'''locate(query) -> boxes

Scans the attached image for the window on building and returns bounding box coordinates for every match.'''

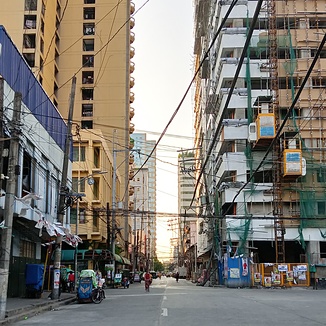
[318,202,326,215]
[82,88,93,100]
[82,104,93,117]
[311,49,326,58]
[21,240,36,259]
[81,120,93,129]
[83,23,95,35]
[70,207,77,224]
[24,15,37,29]
[40,19,44,33]
[72,146,86,162]
[320,242,326,258]
[199,221,203,234]
[40,38,44,53]
[317,168,326,183]
[25,0,37,11]
[22,152,32,196]
[83,55,94,67]
[84,7,95,20]
[94,147,100,168]
[23,53,35,67]
[83,39,94,51]
[93,210,99,230]
[84,0,95,3]
[23,34,36,49]
[82,71,94,84]
[280,107,299,120]
[92,178,99,200]
[72,177,86,193]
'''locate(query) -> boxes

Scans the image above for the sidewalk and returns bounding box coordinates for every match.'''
[0,291,76,325]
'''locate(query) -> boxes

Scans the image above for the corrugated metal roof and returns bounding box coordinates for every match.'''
[0,25,66,152]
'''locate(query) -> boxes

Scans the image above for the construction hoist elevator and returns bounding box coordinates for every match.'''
[268,0,286,263]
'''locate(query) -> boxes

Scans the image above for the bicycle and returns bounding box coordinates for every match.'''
[91,286,105,304]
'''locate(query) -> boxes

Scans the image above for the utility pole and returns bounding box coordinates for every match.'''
[106,202,110,252]
[0,92,21,320]
[132,211,137,274]
[111,130,117,279]
[52,76,76,300]
[74,136,81,282]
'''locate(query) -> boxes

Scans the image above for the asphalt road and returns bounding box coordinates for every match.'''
[15,277,326,326]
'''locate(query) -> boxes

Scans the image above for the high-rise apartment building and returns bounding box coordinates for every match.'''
[178,152,197,277]
[130,133,157,264]
[0,0,136,259]
[193,0,326,275]
[129,168,149,271]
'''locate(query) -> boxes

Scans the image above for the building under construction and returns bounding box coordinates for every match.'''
[193,0,326,276]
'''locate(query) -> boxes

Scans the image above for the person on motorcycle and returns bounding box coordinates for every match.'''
[144,271,152,291]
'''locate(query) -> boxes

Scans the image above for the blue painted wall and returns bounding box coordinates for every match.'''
[0,26,66,151]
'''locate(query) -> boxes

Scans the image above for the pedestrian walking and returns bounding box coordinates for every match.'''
[176,272,179,282]
[68,271,75,293]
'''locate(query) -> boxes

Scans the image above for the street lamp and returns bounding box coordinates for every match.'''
[74,170,107,280]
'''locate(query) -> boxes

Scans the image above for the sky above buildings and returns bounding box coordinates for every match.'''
[132,0,195,260]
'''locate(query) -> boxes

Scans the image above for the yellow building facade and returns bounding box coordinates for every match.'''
[0,0,135,257]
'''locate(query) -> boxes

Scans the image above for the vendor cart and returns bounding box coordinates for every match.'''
[114,273,122,288]
[77,269,97,303]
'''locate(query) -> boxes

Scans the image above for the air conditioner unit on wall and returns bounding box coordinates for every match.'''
[248,122,257,143]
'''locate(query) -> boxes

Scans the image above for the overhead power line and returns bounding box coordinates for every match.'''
[190,0,264,209]
[132,0,240,179]
[223,32,326,216]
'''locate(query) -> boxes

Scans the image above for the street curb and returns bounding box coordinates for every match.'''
[0,296,77,325]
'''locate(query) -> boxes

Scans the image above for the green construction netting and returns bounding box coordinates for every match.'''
[219,20,326,259]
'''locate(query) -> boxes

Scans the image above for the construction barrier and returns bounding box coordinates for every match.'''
[251,263,310,288]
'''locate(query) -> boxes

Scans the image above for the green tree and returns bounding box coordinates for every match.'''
[153,258,164,271]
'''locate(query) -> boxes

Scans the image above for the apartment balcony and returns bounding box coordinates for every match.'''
[129,122,135,134]
[130,107,135,119]
[129,170,135,180]
[219,182,273,207]
[130,2,135,15]
[130,62,135,73]
[6,198,55,224]
[221,119,248,141]
[216,60,269,90]
[130,32,135,44]
[130,77,135,88]
[130,46,135,58]
[129,137,135,149]
[218,89,271,113]
[129,154,134,165]
[215,152,247,180]
[130,92,135,103]
[130,17,135,29]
